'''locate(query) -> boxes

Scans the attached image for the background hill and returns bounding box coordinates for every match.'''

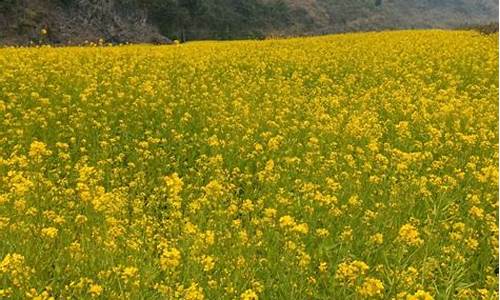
[0,0,498,44]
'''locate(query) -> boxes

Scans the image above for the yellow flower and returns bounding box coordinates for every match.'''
[121,266,139,279]
[75,214,88,225]
[29,141,52,160]
[201,255,215,272]
[241,199,254,212]
[340,226,353,242]
[369,233,384,245]
[164,173,184,196]
[160,247,181,270]
[292,223,309,234]
[89,284,103,297]
[466,237,479,251]
[406,290,434,300]
[267,136,282,150]
[357,277,384,297]
[335,260,369,286]
[279,215,295,227]
[399,224,423,246]
[0,253,31,287]
[13,199,26,212]
[402,267,419,287]
[41,227,58,239]
[316,228,330,237]
[469,206,484,219]
[297,251,311,268]
[319,261,328,273]
[264,159,274,172]
[184,283,205,300]
[203,180,224,198]
[1,253,25,273]
[0,288,13,298]
[264,208,277,220]
[241,289,258,300]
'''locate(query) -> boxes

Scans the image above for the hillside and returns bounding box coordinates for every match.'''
[289,0,498,30]
[0,0,498,44]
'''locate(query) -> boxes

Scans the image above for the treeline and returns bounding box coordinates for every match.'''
[0,0,497,44]
[458,22,499,34]
[8,0,310,41]
[145,0,300,40]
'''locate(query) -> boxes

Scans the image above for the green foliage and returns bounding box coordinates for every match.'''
[458,22,499,34]
[148,0,292,40]
[0,0,498,42]
[0,0,20,13]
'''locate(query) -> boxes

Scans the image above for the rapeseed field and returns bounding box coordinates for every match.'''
[0,30,498,299]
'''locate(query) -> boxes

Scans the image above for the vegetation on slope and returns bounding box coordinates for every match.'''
[0,0,498,44]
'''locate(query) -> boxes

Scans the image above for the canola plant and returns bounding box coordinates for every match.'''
[0,30,498,299]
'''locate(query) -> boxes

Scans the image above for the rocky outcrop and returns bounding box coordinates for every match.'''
[0,0,171,45]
